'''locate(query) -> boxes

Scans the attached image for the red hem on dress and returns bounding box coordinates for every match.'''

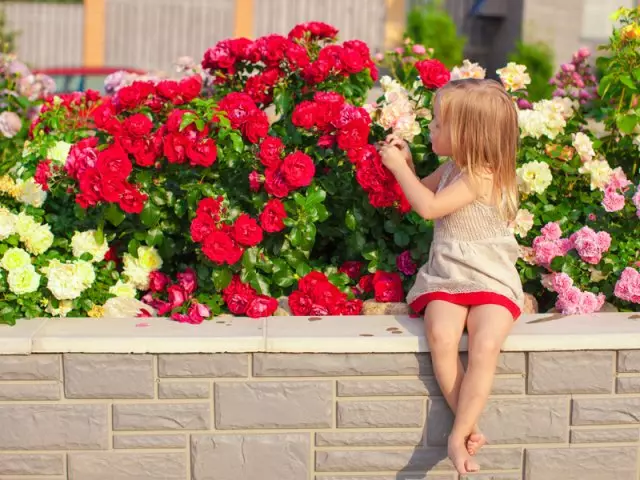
[409,291,521,320]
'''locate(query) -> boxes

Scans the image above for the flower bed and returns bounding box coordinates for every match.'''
[1,10,640,325]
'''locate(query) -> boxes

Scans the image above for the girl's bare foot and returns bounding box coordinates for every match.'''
[448,436,480,474]
[466,431,487,456]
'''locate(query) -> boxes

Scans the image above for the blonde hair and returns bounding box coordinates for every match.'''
[435,78,519,221]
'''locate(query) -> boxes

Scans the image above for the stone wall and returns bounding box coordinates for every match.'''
[1,350,639,479]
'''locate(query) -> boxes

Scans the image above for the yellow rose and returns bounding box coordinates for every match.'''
[123,254,151,290]
[46,141,72,164]
[0,208,17,240]
[74,260,96,289]
[137,246,163,272]
[109,280,138,298]
[71,230,109,262]
[0,247,31,271]
[14,212,38,239]
[15,178,47,208]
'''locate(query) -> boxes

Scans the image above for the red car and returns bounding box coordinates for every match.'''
[31,66,146,94]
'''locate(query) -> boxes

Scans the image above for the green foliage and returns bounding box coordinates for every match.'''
[508,41,554,101]
[405,0,466,69]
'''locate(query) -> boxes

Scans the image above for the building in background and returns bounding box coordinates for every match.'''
[2,0,636,74]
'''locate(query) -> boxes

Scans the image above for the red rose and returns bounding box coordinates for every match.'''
[310,281,346,314]
[190,214,217,242]
[249,170,262,192]
[177,268,198,296]
[318,45,345,72]
[166,109,190,134]
[118,184,147,214]
[288,291,313,315]
[264,167,290,198]
[285,43,310,70]
[358,274,374,293]
[291,101,317,129]
[246,295,279,318]
[259,199,287,233]
[131,130,162,168]
[217,92,257,129]
[288,21,338,41]
[203,231,243,265]
[78,168,104,203]
[124,113,153,137]
[34,160,52,191]
[373,271,404,302]
[337,118,370,150]
[202,40,236,72]
[96,143,132,180]
[233,214,264,247]
[309,304,330,316]
[164,133,189,164]
[339,261,363,280]
[347,145,377,166]
[341,298,363,315]
[344,40,370,61]
[415,59,450,89]
[149,271,170,292]
[341,46,366,74]
[187,138,217,167]
[298,271,330,294]
[167,284,187,309]
[223,276,256,315]
[332,104,369,130]
[116,81,155,110]
[258,136,284,168]
[302,60,330,85]
[245,75,271,105]
[242,110,269,144]
[179,75,202,101]
[317,134,335,148]
[171,312,192,323]
[100,174,126,203]
[282,151,315,188]
[157,80,181,102]
[368,190,396,209]
[196,197,223,219]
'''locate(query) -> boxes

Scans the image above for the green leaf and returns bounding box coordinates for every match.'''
[345,210,357,231]
[180,112,196,131]
[306,186,327,206]
[140,204,161,228]
[273,266,295,287]
[328,272,350,287]
[230,132,244,153]
[295,262,312,278]
[105,203,126,227]
[616,114,638,135]
[550,256,565,272]
[293,192,306,207]
[393,230,410,248]
[146,228,164,247]
[242,248,258,271]
[274,89,294,114]
[300,222,316,250]
[290,227,302,247]
[619,74,637,91]
[212,267,233,291]
[283,250,307,269]
[633,68,640,83]
[248,271,271,295]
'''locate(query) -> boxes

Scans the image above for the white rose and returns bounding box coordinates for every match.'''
[123,254,151,290]
[572,132,595,162]
[0,208,16,240]
[496,62,531,92]
[579,159,613,191]
[44,259,86,300]
[14,212,38,239]
[71,230,109,262]
[0,247,31,271]
[451,59,486,80]
[15,178,47,208]
[510,209,534,237]
[23,224,54,256]
[74,260,96,289]
[8,265,41,295]
[516,161,553,195]
[45,299,73,317]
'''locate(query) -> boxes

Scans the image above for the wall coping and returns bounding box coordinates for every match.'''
[1,313,639,355]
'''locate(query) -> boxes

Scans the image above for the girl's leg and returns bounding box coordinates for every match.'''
[424,301,484,454]
[424,300,468,410]
[447,304,514,474]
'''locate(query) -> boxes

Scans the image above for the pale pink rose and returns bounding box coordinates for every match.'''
[550,272,573,294]
[540,273,555,291]
[608,167,632,191]
[588,213,597,221]
[596,231,611,251]
[579,291,605,313]
[374,53,385,62]
[395,48,404,54]
[602,187,625,212]
[569,226,610,265]
[412,44,427,55]
[633,186,640,218]
[540,222,562,240]
[614,267,640,304]
[0,111,22,138]
[532,239,559,267]
[556,286,582,314]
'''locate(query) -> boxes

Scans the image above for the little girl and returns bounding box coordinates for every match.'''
[379,78,524,475]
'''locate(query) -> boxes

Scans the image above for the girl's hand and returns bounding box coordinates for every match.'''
[378,134,414,174]
[379,143,409,174]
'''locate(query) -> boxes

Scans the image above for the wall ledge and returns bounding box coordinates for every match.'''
[1,313,639,355]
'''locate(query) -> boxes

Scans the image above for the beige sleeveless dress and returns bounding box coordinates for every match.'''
[406,161,525,319]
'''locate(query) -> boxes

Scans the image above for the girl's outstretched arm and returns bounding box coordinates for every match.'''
[380,144,476,220]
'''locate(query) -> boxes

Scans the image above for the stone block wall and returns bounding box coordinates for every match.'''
[0,351,639,479]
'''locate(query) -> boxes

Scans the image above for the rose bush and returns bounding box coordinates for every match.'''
[1,13,640,325]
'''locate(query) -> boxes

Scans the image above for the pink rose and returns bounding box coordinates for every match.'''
[579,292,604,313]
[570,226,610,265]
[540,222,562,240]
[171,312,192,323]
[412,44,427,55]
[614,267,640,304]
[602,186,625,212]
[187,302,210,324]
[167,285,187,309]
[177,268,198,296]
[550,273,573,294]
[148,271,170,292]
[396,250,417,276]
